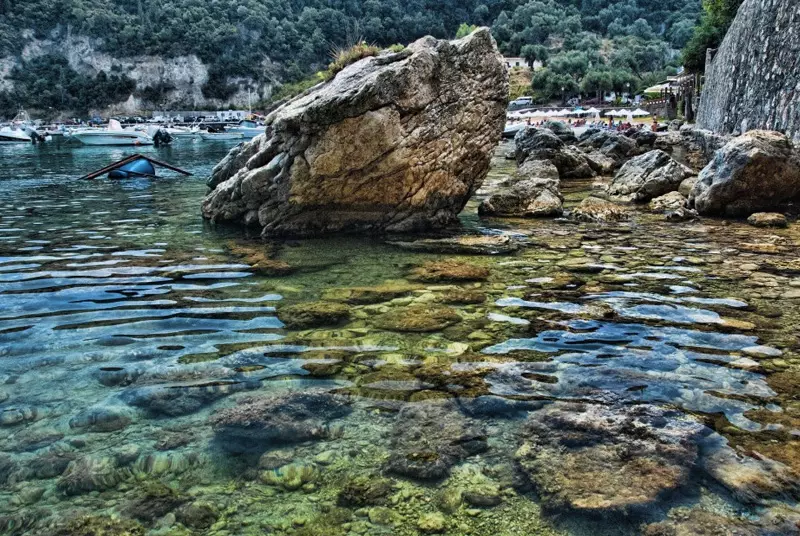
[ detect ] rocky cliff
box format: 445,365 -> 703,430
697,0 -> 800,141
0,30 -> 273,112
202,28 -> 508,236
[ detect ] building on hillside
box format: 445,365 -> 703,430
502,57 -> 542,71
151,110 -> 249,122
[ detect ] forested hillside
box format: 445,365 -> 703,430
0,0 -> 705,114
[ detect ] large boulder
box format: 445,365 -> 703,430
479,178 -> 563,218
606,150 -> 693,202
515,128 -> 595,179
202,29 -> 508,236
541,120 -> 577,144
690,130 -> 800,216
697,0 -> 800,141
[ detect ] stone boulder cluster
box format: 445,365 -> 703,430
202,28 -> 507,236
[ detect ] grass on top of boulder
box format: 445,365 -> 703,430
324,42 -> 381,80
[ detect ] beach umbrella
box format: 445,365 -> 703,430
632,108 -> 650,117
586,107 -> 601,114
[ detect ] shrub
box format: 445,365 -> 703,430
324,41 -> 381,80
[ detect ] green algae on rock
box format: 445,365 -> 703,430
374,305 -> 462,332
278,301 -> 351,329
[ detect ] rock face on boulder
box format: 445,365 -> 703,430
479,178 -> 563,218
697,0 -> 800,141
690,131 -> 800,216
606,150 -> 693,202
202,29 -> 508,236
515,128 -> 594,179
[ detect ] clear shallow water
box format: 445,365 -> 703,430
0,140 -> 798,535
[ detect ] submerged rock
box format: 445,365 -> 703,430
278,301 -> 351,329
122,380 -> 252,416
409,260 -> 490,282
570,197 -> 629,223
386,401 -> 487,481
52,515 -> 145,536
388,235 -> 520,255
338,475 -> 394,506
691,131 -> 800,216
747,212 -> 788,228
607,150 -> 693,203
701,447 -> 800,504
202,29 -> 507,236
322,283 -> 420,304
373,305 -> 461,332
210,391 -> 351,453
515,403 -> 704,513
69,406 -> 132,433
57,455 -> 129,495
479,178 -> 563,218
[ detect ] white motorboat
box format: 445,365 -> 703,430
71,119 -> 154,146
0,126 -> 31,143
198,131 -> 244,141
0,110 -> 43,143
165,126 -> 199,138
227,120 -> 264,139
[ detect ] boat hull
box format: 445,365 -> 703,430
199,133 -> 244,141
72,132 -> 154,146
0,130 -> 31,143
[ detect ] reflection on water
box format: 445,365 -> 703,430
0,140 -> 798,535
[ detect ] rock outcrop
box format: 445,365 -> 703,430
697,0 -> 800,141
515,128 -> 594,179
479,178 -> 563,218
606,150 -> 693,203
690,131 -> 800,216
202,29 -> 508,236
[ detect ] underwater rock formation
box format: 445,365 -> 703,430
209,391 -> 351,453
607,150 -> 693,203
278,301 -> 351,329
202,28 -> 507,236
697,0 -> 800,141
386,401 -> 487,481
690,131 -> 800,216
122,380 -> 254,416
479,178 -> 564,218
373,305 -> 462,332
409,260 -> 490,282
649,192 -> 688,213
515,403 -> 705,513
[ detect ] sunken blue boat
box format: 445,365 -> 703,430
108,158 -> 156,179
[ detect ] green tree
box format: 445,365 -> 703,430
682,0 -> 744,72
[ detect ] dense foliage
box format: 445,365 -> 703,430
681,0 -> 743,73
0,0 -> 707,113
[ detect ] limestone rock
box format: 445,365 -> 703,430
478,178 -> 563,218
607,150 -> 692,202
649,192 -> 688,213
202,29 -> 508,236
386,402 -> 487,480
584,151 -> 616,175
278,301 -> 351,329
209,391 -> 351,453
517,159 -> 559,181
599,133 -> 638,164
571,197 -> 629,223
698,0 -> 800,141
516,403 -> 704,512
747,213 -> 788,228
388,235 -> 520,255
678,176 -> 699,197
540,120 -> 577,144
515,128 -> 595,178
690,131 -> 800,216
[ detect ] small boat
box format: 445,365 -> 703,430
71,119 -> 154,146
0,126 -> 31,143
108,158 -> 156,179
198,131 -> 244,141
227,120 -> 264,139
80,154 -> 193,180
502,123 -> 526,139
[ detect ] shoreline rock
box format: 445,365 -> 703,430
202,29 -> 508,236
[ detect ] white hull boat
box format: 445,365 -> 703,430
198,132 -> 244,141
227,120 -> 264,139
0,127 -> 31,143
71,120 -> 153,146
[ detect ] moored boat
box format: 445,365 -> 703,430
227,120 -> 264,139
71,120 -> 154,146
198,131 -> 244,141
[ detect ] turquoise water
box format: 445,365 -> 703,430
0,139 -> 798,535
